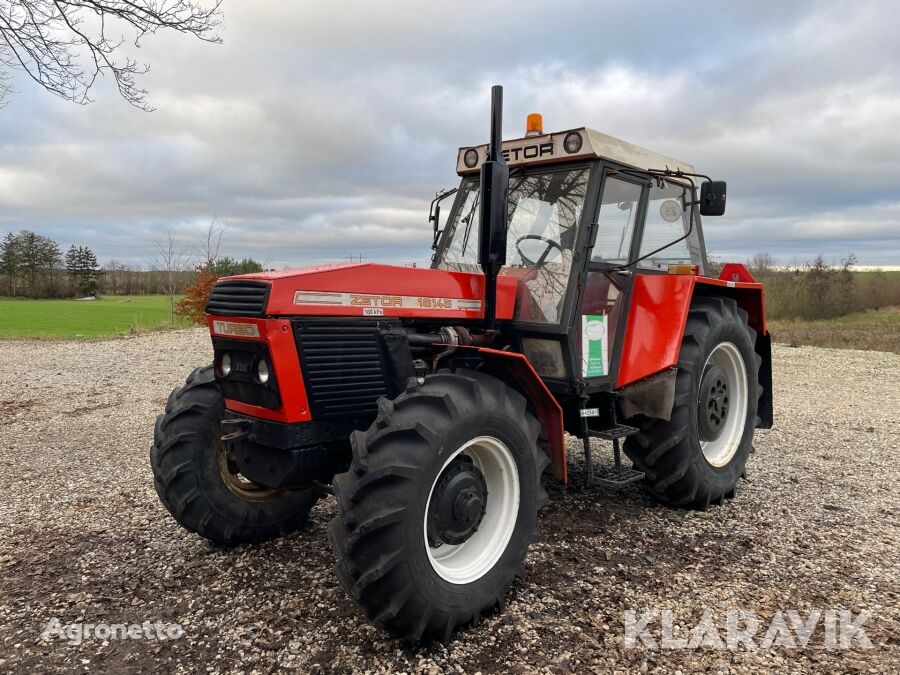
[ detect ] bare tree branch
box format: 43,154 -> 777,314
0,0 -> 221,109
150,231 -> 191,323
198,216 -> 225,269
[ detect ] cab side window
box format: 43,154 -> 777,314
637,182 -> 701,270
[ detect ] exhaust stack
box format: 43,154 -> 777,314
478,85 -> 510,331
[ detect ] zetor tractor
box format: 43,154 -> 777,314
151,86 -> 772,642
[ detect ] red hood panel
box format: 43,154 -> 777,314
225,263 -> 517,320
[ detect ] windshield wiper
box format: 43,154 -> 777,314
460,190 -> 480,256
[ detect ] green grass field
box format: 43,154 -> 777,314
0,295 -> 189,338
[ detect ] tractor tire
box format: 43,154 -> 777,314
329,369 -> 550,643
150,365 -> 319,545
623,296 -> 762,509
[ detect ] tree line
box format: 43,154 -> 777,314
0,231 -> 104,298
739,252 -> 900,321
0,230 -> 263,300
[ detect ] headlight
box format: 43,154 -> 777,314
256,359 -> 270,384
218,353 -> 232,377
563,131 -> 583,154
463,148 -> 479,168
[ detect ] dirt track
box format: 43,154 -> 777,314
0,329 -> 898,673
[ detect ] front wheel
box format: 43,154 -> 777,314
150,366 -> 319,545
329,369 -> 549,642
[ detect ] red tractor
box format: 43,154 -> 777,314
151,86 -> 772,642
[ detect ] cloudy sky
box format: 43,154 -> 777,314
1,0 -> 899,269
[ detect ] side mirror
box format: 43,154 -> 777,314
700,180 -> 727,216
430,203 -> 442,249
428,187 -> 458,250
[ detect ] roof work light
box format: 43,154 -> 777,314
525,113 -> 543,137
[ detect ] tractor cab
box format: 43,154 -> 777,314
432,120 -> 713,394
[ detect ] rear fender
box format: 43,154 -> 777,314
454,346 -> 566,484
694,281 -> 773,429
618,269 -> 771,427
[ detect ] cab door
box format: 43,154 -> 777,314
577,170 -> 648,389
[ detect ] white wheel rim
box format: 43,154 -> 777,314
424,436 -> 520,585
699,342 -> 748,467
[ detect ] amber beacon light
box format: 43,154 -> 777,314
525,113 -> 543,137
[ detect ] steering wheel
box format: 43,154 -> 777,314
515,235 -> 564,268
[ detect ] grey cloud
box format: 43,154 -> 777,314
0,0 -> 897,268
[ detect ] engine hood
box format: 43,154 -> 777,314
223,263 -> 518,321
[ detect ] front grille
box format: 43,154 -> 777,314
206,280 -> 270,317
295,320 -> 396,420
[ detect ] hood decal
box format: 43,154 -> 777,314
293,290 -> 482,312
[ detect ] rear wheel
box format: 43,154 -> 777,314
329,369 -> 549,642
623,296 -> 762,509
150,366 -> 319,545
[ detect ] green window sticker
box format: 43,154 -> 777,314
581,314 -> 608,377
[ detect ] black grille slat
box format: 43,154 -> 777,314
313,385 -> 387,396
302,341 -> 379,348
309,371 -> 384,381
304,351 -> 379,357
303,323 -> 378,330
206,280 -> 270,317
309,370 -> 384,380
313,387 -> 384,396
303,345 -> 379,353
218,282 -> 268,297
211,302 -> 264,310
295,319 -> 397,420
313,381 -> 386,390
211,298 -> 265,304
303,356 -> 382,365
306,340 -> 372,349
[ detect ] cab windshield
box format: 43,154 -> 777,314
434,166 -> 590,324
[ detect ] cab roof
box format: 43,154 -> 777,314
456,127 -> 695,176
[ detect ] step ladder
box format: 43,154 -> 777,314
581,404 -> 643,488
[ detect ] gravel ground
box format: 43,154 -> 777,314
0,329 -> 898,673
